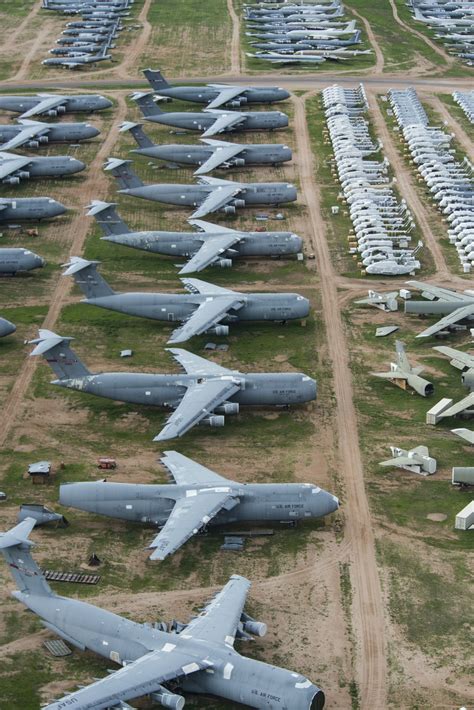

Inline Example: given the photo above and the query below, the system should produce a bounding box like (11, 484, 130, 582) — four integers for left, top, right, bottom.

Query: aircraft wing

(434, 345, 474, 370)
(185, 574, 252, 645)
(179, 233, 242, 274)
(166, 347, 235, 376)
(19, 94, 67, 118)
(379, 456, 415, 467)
(191, 185, 243, 219)
(44, 647, 210, 710)
(148, 490, 239, 559)
(206, 86, 245, 109)
(371, 371, 407, 380)
(160, 450, 231, 485)
(406, 280, 467, 302)
(168, 295, 244, 344)
(201, 111, 246, 138)
(195, 142, 244, 175)
(0, 155, 32, 179)
(416, 304, 474, 338)
(154, 377, 242, 441)
(451, 428, 474, 444)
(0, 123, 48, 151)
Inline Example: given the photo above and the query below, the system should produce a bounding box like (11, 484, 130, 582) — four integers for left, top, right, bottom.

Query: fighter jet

(0, 316, 16, 337)
(354, 290, 399, 312)
(405, 280, 474, 338)
(433, 345, 474, 391)
(143, 68, 290, 108)
(105, 159, 297, 219)
(0, 93, 112, 118)
(0, 151, 85, 184)
(42, 45, 112, 68)
(371, 340, 434, 396)
(0, 119, 99, 151)
(131, 92, 289, 137)
(0, 519, 326, 710)
(89, 201, 303, 273)
(30, 333, 317, 441)
(120, 122, 292, 175)
(0, 197, 66, 222)
(379, 445, 437, 475)
(64, 257, 310, 342)
(0, 248, 45, 274)
(61, 450, 338, 559)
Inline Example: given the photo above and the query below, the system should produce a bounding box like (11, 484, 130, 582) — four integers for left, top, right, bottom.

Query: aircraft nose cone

(325, 493, 339, 515)
(49, 200, 67, 217)
(279, 89, 291, 100)
(86, 125, 100, 139)
(0, 319, 16, 337)
(35, 255, 46, 269)
(67, 159, 86, 174)
(101, 97, 113, 109)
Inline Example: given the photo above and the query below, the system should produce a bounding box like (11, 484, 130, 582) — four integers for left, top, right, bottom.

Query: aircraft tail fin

(143, 68, 170, 91)
(29, 329, 91, 380)
(62, 256, 115, 299)
(120, 121, 155, 148)
(395, 340, 411, 372)
(104, 158, 143, 189)
(0, 518, 54, 598)
(130, 91, 163, 117)
(87, 200, 131, 236)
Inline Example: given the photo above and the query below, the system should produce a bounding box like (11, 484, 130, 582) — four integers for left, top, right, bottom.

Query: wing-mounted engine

(150, 686, 185, 709)
(462, 369, 474, 391)
(237, 611, 267, 640)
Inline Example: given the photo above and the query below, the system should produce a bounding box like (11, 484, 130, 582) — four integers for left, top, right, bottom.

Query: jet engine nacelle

(215, 402, 239, 415)
(233, 199, 246, 208)
(4, 176, 20, 184)
(207, 325, 229, 336)
(57, 105, 66, 114)
(241, 612, 267, 637)
(462, 368, 474, 391)
(201, 415, 225, 427)
(150, 687, 185, 710)
(27, 140, 40, 149)
(218, 258, 232, 268)
(39, 135, 49, 144)
(223, 205, 236, 214)
(406, 374, 434, 397)
(233, 158, 245, 166)
(47, 109, 58, 116)
(18, 171, 30, 179)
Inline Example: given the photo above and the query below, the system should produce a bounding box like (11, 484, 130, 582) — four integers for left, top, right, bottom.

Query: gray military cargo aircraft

(0, 119, 100, 151)
(371, 340, 434, 396)
(30, 333, 317, 440)
(0, 151, 85, 184)
(405, 280, 474, 338)
(0, 316, 16, 337)
(132, 92, 289, 137)
(89, 201, 303, 272)
(42, 45, 112, 68)
(144, 68, 290, 108)
(0, 197, 66, 222)
(0, 248, 45, 274)
(60, 450, 338, 560)
(0, 519, 325, 710)
(105, 159, 297, 219)
(0, 93, 112, 118)
(63, 256, 310, 342)
(121, 122, 292, 175)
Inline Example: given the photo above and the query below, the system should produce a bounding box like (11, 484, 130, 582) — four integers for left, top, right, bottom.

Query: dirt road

(425, 94, 474, 162)
(346, 5, 385, 74)
(388, 0, 454, 67)
(116, 0, 153, 80)
(293, 93, 388, 709)
(227, 0, 241, 75)
(367, 89, 450, 278)
(0, 96, 127, 450)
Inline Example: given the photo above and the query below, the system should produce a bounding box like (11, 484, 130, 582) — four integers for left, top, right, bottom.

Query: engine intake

(217, 258, 232, 268)
(200, 415, 225, 427)
(223, 205, 236, 214)
(406, 374, 434, 397)
(215, 402, 239, 415)
(241, 612, 267, 638)
(4, 176, 20, 185)
(233, 199, 245, 208)
(233, 158, 245, 167)
(150, 687, 185, 710)
(462, 368, 474, 392)
(39, 135, 49, 144)
(207, 325, 229, 336)
(27, 140, 39, 149)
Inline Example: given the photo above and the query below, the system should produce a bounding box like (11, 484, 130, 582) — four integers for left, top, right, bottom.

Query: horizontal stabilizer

(62, 256, 100, 276)
(0, 517, 36, 550)
(29, 329, 73, 356)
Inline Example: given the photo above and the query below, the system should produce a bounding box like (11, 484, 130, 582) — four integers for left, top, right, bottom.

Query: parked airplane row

(409, 0, 474, 65)
(243, 0, 370, 65)
(453, 90, 474, 124)
(322, 84, 422, 276)
(388, 87, 474, 272)
(42, 0, 134, 68)
(0, 72, 333, 709)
